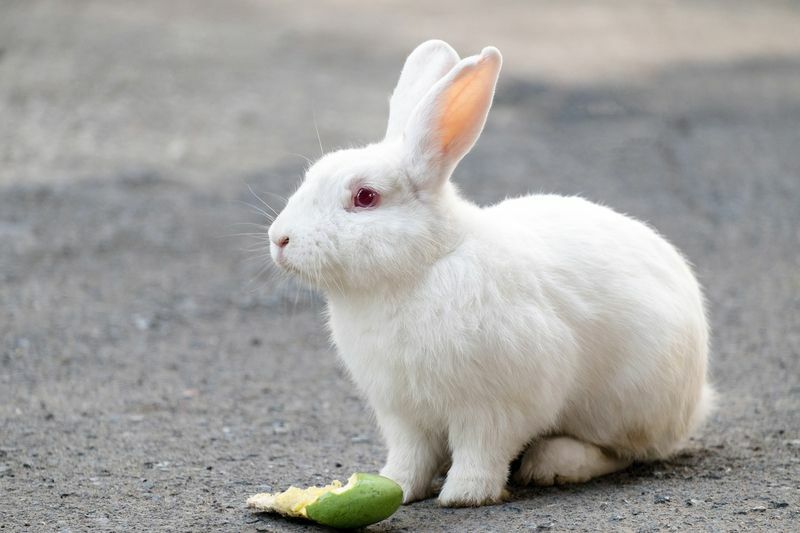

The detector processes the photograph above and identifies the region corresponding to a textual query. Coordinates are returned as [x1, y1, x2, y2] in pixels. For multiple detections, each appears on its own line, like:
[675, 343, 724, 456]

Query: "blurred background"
[1, 1, 799, 531]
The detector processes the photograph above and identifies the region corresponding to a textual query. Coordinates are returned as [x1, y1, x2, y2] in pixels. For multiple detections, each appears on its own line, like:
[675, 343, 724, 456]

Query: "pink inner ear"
[437, 59, 494, 156]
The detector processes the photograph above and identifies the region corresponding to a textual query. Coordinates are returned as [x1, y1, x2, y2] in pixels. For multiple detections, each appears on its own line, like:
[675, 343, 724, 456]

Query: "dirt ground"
[1, 1, 799, 531]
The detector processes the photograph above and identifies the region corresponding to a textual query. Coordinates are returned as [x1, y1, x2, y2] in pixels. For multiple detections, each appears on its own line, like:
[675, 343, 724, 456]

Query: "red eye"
[353, 187, 380, 209]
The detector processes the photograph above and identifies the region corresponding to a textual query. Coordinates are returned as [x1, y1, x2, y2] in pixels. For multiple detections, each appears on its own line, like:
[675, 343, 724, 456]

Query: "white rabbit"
[267, 40, 714, 507]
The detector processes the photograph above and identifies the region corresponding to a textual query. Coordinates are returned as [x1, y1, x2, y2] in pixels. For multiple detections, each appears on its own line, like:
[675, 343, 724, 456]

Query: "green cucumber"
[247, 472, 403, 529]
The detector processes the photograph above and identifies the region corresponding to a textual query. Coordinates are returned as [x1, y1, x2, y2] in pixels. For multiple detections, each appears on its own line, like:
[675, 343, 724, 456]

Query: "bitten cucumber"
[247, 473, 403, 529]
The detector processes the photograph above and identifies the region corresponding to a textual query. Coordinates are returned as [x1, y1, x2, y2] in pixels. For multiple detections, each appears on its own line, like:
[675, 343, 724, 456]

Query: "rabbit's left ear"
[385, 40, 460, 141]
[403, 47, 502, 189]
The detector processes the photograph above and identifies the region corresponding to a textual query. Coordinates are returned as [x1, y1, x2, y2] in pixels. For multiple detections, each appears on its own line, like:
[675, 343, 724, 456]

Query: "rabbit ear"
[385, 40, 460, 140]
[402, 46, 502, 189]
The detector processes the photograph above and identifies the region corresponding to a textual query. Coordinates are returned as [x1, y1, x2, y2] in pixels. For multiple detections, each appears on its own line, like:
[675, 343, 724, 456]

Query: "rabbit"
[266, 40, 714, 507]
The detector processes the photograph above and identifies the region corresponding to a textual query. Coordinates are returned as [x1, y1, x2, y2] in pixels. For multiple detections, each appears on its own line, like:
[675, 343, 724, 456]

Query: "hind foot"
[513, 436, 632, 486]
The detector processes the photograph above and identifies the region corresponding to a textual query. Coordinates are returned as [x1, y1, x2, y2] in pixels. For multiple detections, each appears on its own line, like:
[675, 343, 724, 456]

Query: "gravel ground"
[1, 1, 799, 531]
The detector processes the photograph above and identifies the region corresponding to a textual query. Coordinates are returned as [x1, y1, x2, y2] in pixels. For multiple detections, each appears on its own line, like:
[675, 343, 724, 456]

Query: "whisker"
[218, 232, 270, 239]
[237, 200, 275, 221]
[313, 108, 324, 156]
[228, 222, 270, 229]
[287, 152, 314, 167]
[249, 268, 284, 295]
[293, 279, 302, 312]
[240, 247, 271, 254]
[262, 191, 289, 204]
[246, 263, 273, 287]
[247, 183, 281, 217]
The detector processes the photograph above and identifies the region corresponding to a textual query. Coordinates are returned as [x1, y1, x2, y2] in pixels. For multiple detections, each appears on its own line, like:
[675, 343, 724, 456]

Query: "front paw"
[437, 475, 509, 507]
[380, 466, 434, 504]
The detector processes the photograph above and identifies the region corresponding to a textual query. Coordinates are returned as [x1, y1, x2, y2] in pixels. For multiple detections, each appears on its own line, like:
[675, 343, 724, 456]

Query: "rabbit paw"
[437, 475, 508, 507]
[513, 436, 632, 486]
[379, 466, 434, 504]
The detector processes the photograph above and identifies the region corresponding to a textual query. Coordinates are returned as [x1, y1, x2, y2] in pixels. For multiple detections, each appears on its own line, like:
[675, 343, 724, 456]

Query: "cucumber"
[247, 472, 403, 529]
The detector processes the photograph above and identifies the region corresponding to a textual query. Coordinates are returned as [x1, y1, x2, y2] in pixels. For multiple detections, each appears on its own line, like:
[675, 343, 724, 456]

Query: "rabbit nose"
[274, 235, 290, 248]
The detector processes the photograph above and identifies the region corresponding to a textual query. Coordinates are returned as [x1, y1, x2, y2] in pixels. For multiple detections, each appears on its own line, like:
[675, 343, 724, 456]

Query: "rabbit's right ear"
[385, 40, 460, 140]
[401, 47, 502, 191]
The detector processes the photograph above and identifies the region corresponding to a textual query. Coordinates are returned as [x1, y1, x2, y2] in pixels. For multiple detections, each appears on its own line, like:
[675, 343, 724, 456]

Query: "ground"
[1, 1, 799, 531]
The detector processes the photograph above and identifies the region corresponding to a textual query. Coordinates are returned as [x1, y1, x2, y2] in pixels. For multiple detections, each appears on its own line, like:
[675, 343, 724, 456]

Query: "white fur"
[267, 41, 713, 507]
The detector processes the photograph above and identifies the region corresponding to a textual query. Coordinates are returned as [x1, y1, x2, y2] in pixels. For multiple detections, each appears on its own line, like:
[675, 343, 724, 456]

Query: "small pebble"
[133, 315, 150, 331]
[271, 421, 289, 434]
[750, 505, 767, 512]
[686, 498, 702, 507]
[654, 494, 671, 504]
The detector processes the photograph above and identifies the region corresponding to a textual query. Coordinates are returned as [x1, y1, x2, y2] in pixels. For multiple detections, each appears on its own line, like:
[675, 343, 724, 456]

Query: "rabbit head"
[268, 40, 502, 291]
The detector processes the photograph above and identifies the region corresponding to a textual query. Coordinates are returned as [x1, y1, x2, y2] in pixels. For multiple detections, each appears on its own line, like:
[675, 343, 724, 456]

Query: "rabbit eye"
[353, 187, 380, 209]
